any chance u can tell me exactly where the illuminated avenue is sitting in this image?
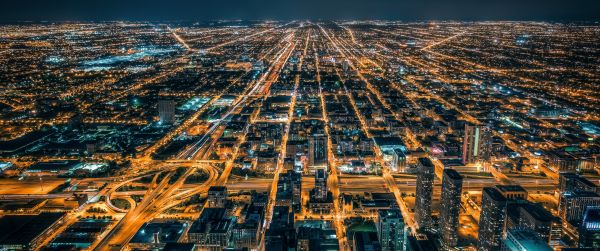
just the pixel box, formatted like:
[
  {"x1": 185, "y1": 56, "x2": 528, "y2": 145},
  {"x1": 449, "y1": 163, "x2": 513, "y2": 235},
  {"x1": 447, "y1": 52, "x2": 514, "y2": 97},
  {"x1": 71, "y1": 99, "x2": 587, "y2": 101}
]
[{"x1": 0, "y1": 21, "x2": 598, "y2": 251}]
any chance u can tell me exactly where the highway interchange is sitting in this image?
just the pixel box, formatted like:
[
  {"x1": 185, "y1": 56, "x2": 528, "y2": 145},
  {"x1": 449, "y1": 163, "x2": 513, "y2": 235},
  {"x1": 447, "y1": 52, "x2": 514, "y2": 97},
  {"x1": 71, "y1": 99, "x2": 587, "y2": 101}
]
[{"x1": 0, "y1": 20, "x2": 598, "y2": 250}]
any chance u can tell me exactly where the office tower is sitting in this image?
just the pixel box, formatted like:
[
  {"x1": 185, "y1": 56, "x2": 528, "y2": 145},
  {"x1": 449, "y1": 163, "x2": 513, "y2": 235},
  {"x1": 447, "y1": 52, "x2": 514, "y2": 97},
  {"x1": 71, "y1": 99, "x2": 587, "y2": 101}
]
[
  {"x1": 393, "y1": 149, "x2": 407, "y2": 172},
  {"x1": 414, "y1": 158, "x2": 434, "y2": 231},
  {"x1": 207, "y1": 186, "x2": 227, "y2": 208},
  {"x1": 353, "y1": 232, "x2": 382, "y2": 251},
  {"x1": 559, "y1": 172, "x2": 599, "y2": 194},
  {"x1": 309, "y1": 168, "x2": 334, "y2": 214},
  {"x1": 559, "y1": 191, "x2": 600, "y2": 226},
  {"x1": 580, "y1": 206, "x2": 600, "y2": 248},
  {"x1": 478, "y1": 187, "x2": 508, "y2": 251},
  {"x1": 505, "y1": 201, "x2": 561, "y2": 245},
  {"x1": 296, "y1": 224, "x2": 339, "y2": 251},
  {"x1": 501, "y1": 228, "x2": 552, "y2": 251},
  {"x1": 406, "y1": 234, "x2": 437, "y2": 251},
  {"x1": 440, "y1": 169, "x2": 463, "y2": 249},
  {"x1": 232, "y1": 205, "x2": 264, "y2": 249},
  {"x1": 265, "y1": 206, "x2": 296, "y2": 251},
  {"x1": 276, "y1": 170, "x2": 302, "y2": 213},
  {"x1": 158, "y1": 99, "x2": 176, "y2": 124},
  {"x1": 462, "y1": 124, "x2": 492, "y2": 164},
  {"x1": 188, "y1": 208, "x2": 233, "y2": 249},
  {"x1": 308, "y1": 136, "x2": 327, "y2": 167},
  {"x1": 314, "y1": 168, "x2": 328, "y2": 200},
  {"x1": 377, "y1": 209, "x2": 406, "y2": 251}
]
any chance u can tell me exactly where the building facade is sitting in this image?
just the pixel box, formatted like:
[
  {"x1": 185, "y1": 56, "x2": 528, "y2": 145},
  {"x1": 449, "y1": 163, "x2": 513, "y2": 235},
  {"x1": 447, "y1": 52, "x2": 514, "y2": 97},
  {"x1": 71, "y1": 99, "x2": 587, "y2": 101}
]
[
  {"x1": 158, "y1": 99, "x2": 176, "y2": 124},
  {"x1": 440, "y1": 169, "x2": 463, "y2": 249},
  {"x1": 462, "y1": 124, "x2": 492, "y2": 164},
  {"x1": 478, "y1": 187, "x2": 508, "y2": 251},
  {"x1": 414, "y1": 158, "x2": 434, "y2": 231},
  {"x1": 377, "y1": 209, "x2": 406, "y2": 251}
]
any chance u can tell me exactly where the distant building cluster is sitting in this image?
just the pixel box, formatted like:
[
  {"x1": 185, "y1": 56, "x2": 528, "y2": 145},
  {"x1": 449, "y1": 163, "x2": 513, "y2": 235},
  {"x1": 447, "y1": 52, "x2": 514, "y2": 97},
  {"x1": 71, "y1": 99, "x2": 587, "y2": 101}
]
[{"x1": 0, "y1": 20, "x2": 598, "y2": 251}]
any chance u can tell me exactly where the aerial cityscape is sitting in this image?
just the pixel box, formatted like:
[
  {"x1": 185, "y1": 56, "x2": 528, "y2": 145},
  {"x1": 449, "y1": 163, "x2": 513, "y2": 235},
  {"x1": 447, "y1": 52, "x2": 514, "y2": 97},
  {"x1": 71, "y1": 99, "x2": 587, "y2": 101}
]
[{"x1": 0, "y1": 16, "x2": 599, "y2": 251}]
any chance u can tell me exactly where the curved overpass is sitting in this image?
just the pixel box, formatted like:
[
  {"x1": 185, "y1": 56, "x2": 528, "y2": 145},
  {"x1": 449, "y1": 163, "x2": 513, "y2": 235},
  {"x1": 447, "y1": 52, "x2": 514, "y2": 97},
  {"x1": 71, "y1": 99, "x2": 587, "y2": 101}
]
[{"x1": 96, "y1": 162, "x2": 218, "y2": 251}]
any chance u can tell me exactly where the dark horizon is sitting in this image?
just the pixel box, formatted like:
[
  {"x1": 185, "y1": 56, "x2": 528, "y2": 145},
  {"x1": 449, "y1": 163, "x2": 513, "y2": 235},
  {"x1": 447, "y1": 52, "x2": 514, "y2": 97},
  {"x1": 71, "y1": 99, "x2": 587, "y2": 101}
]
[
  {"x1": 2, "y1": 0, "x2": 600, "y2": 22},
  {"x1": 1, "y1": 0, "x2": 600, "y2": 249}
]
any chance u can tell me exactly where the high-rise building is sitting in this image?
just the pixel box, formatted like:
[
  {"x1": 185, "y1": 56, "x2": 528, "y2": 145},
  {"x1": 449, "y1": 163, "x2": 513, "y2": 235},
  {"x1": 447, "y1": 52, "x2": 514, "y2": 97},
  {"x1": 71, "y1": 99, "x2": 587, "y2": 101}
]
[
  {"x1": 505, "y1": 201, "x2": 561, "y2": 245},
  {"x1": 296, "y1": 224, "x2": 339, "y2": 251},
  {"x1": 276, "y1": 170, "x2": 302, "y2": 213},
  {"x1": 314, "y1": 168, "x2": 328, "y2": 201},
  {"x1": 232, "y1": 205, "x2": 264, "y2": 249},
  {"x1": 414, "y1": 158, "x2": 434, "y2": 231},
  {"x1": 580, "y1": 206, "x2": 600, "y2": 248},
  {"x1": 188, "y1": 208, "x2": 233, "y2": 249},
  {"x1": 207, "y1": 186, "x2": 227, "y2": 208},
  {"x1": 308, "y1": 136, "x2": 327, "y2": 168},
  {"x1": 559, "y1": 172, "x2": 599, "y2": 195},
  {"x1": 462, "y1": 124, "x2": 492, "y2": 164},
  {"x1": 353, "y1": 231, "x2": 382, "y2": 251},
  {"x1": 478, "y1": 187, "x2": 508, "y2": 251},
  {"x1": 377, "y1": 209, "x2": 406, "y2": 251},
  {"x1": 309, "y1": 168, "x2": 333, "y2": 214},
  {"x1": 559, "y1": 190, "x2": 600, "y2": 226},
  {"x1": 158, "y1": 99, "x2": 176, "y2": 124},
  {"x1": 406, "y1": 234, "x2": 437, "y2": 251},
  {"x1": 265, "y1": 206, "x2": 296, "y2": 251},
  {"x1": 440, "y1": 169, "x2": 463, "y2": 249},
  {"x1": 501, "y1": 228, "x2": 552, "y2": 251}
]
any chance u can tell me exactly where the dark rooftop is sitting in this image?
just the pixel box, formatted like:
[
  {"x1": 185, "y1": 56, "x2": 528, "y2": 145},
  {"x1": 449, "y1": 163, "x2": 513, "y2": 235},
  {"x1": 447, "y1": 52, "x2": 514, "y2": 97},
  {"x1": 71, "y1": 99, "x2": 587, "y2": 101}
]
[
  {"x1": 443, "y1": 168, "x2": 463, "y2": 180},
  {"x1": 130, "y1": 220, "x2": 187, "y2": 244},
  {"x1": 378, "y1": 209, "x2": 403, "y2": 220},
  {"x1": 208, "y1": 186, "x2": 227, "y2": 192},
  {"x1": 0, "y1": 212, "x2": 65, "y2": 246},
  {"x1": 483, "y1": 187, "x2": 507, "y2": 202},
  {"x1": 417, "y1": 157, "x2": 434, "y2": 168}
]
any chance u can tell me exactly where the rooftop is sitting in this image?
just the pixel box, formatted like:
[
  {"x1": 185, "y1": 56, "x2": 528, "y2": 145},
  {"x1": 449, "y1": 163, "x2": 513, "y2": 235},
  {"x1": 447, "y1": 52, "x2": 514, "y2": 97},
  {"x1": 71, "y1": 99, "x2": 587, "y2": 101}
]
[
  {"x1": 130, "y1": 220, "x2": 188, "y2": 244},
  {"x1": 0, "y1": 212, "x2": 66, "y2": 246},
  {"x1": 443, "y1": 168, "x2": 463, "y2": 180}
]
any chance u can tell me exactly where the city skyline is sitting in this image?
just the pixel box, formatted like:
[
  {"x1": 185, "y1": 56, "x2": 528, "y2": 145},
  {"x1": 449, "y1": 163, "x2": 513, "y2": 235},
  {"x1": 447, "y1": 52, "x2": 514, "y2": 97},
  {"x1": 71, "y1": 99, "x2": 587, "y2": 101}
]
[
  {"x1": 0, "y1": 4, "x2": 598, "y2": 251},
  {"x1": 2, "y1": 0, "x2": 600, "y2": 21}
]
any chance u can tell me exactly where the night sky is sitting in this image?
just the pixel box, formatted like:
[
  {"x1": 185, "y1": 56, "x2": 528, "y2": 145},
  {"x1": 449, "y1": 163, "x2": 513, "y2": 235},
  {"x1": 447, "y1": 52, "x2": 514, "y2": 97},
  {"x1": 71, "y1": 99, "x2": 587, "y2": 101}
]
[{"x1": 2, "y1": 0, "x2": 600, "y2": 21}]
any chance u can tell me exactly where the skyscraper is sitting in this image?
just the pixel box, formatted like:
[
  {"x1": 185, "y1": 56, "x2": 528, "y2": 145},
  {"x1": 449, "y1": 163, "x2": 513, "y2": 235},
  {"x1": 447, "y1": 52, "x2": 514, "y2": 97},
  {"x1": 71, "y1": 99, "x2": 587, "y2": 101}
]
[
  {"x1": 478, "y1": 187, "x2": 508, "y2": 251},
  {"x1": 559, "y1": 190, "x2": 600, "y2": 226},
  {"x1": 580, "y1": 206, "x2": 600, "y2": 248},
  {"x1": 308, "y1": 136, "x2": 327, "y2": 168},
  {"x1": 207, "y1": 186, "x2": 227, "y2": 208},
  {"x1": 414, "y1": 157, "x2": 434, "y2": 231},
  {"x1": 314, "y1": 168, "x2": 328, "y2": 201},
  {"x1": 440, "y1": 169, "x2": 463, "y2": 249},
  {"x1": 377, "y1": 209, "x2": 406, "y2": 251},
  {"x1": 158, "y1": 99, "x2": 176, "y2": 124},
  {"x1": 406, "y1": 234, "x2": 437, "y2": 251},
  {"x1": 559, "y1": 172, "x2": 600, "y2": 195},
  {"x1": 505, "y1": 201, "x2": 561, "y2": 245},
  {"x1": 462, "y1": 124, "x2": 492, "y2": 165},
  {"x1": 276, "y1": 170, "x2": 302, "y2": 213}
]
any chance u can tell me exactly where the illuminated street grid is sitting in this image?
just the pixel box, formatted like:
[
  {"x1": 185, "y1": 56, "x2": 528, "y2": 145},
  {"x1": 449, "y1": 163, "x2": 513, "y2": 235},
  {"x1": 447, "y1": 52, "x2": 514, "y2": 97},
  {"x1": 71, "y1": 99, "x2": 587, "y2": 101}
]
[{"x1": 0, "y1": 21, "x2": 598, "y2": 251}]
